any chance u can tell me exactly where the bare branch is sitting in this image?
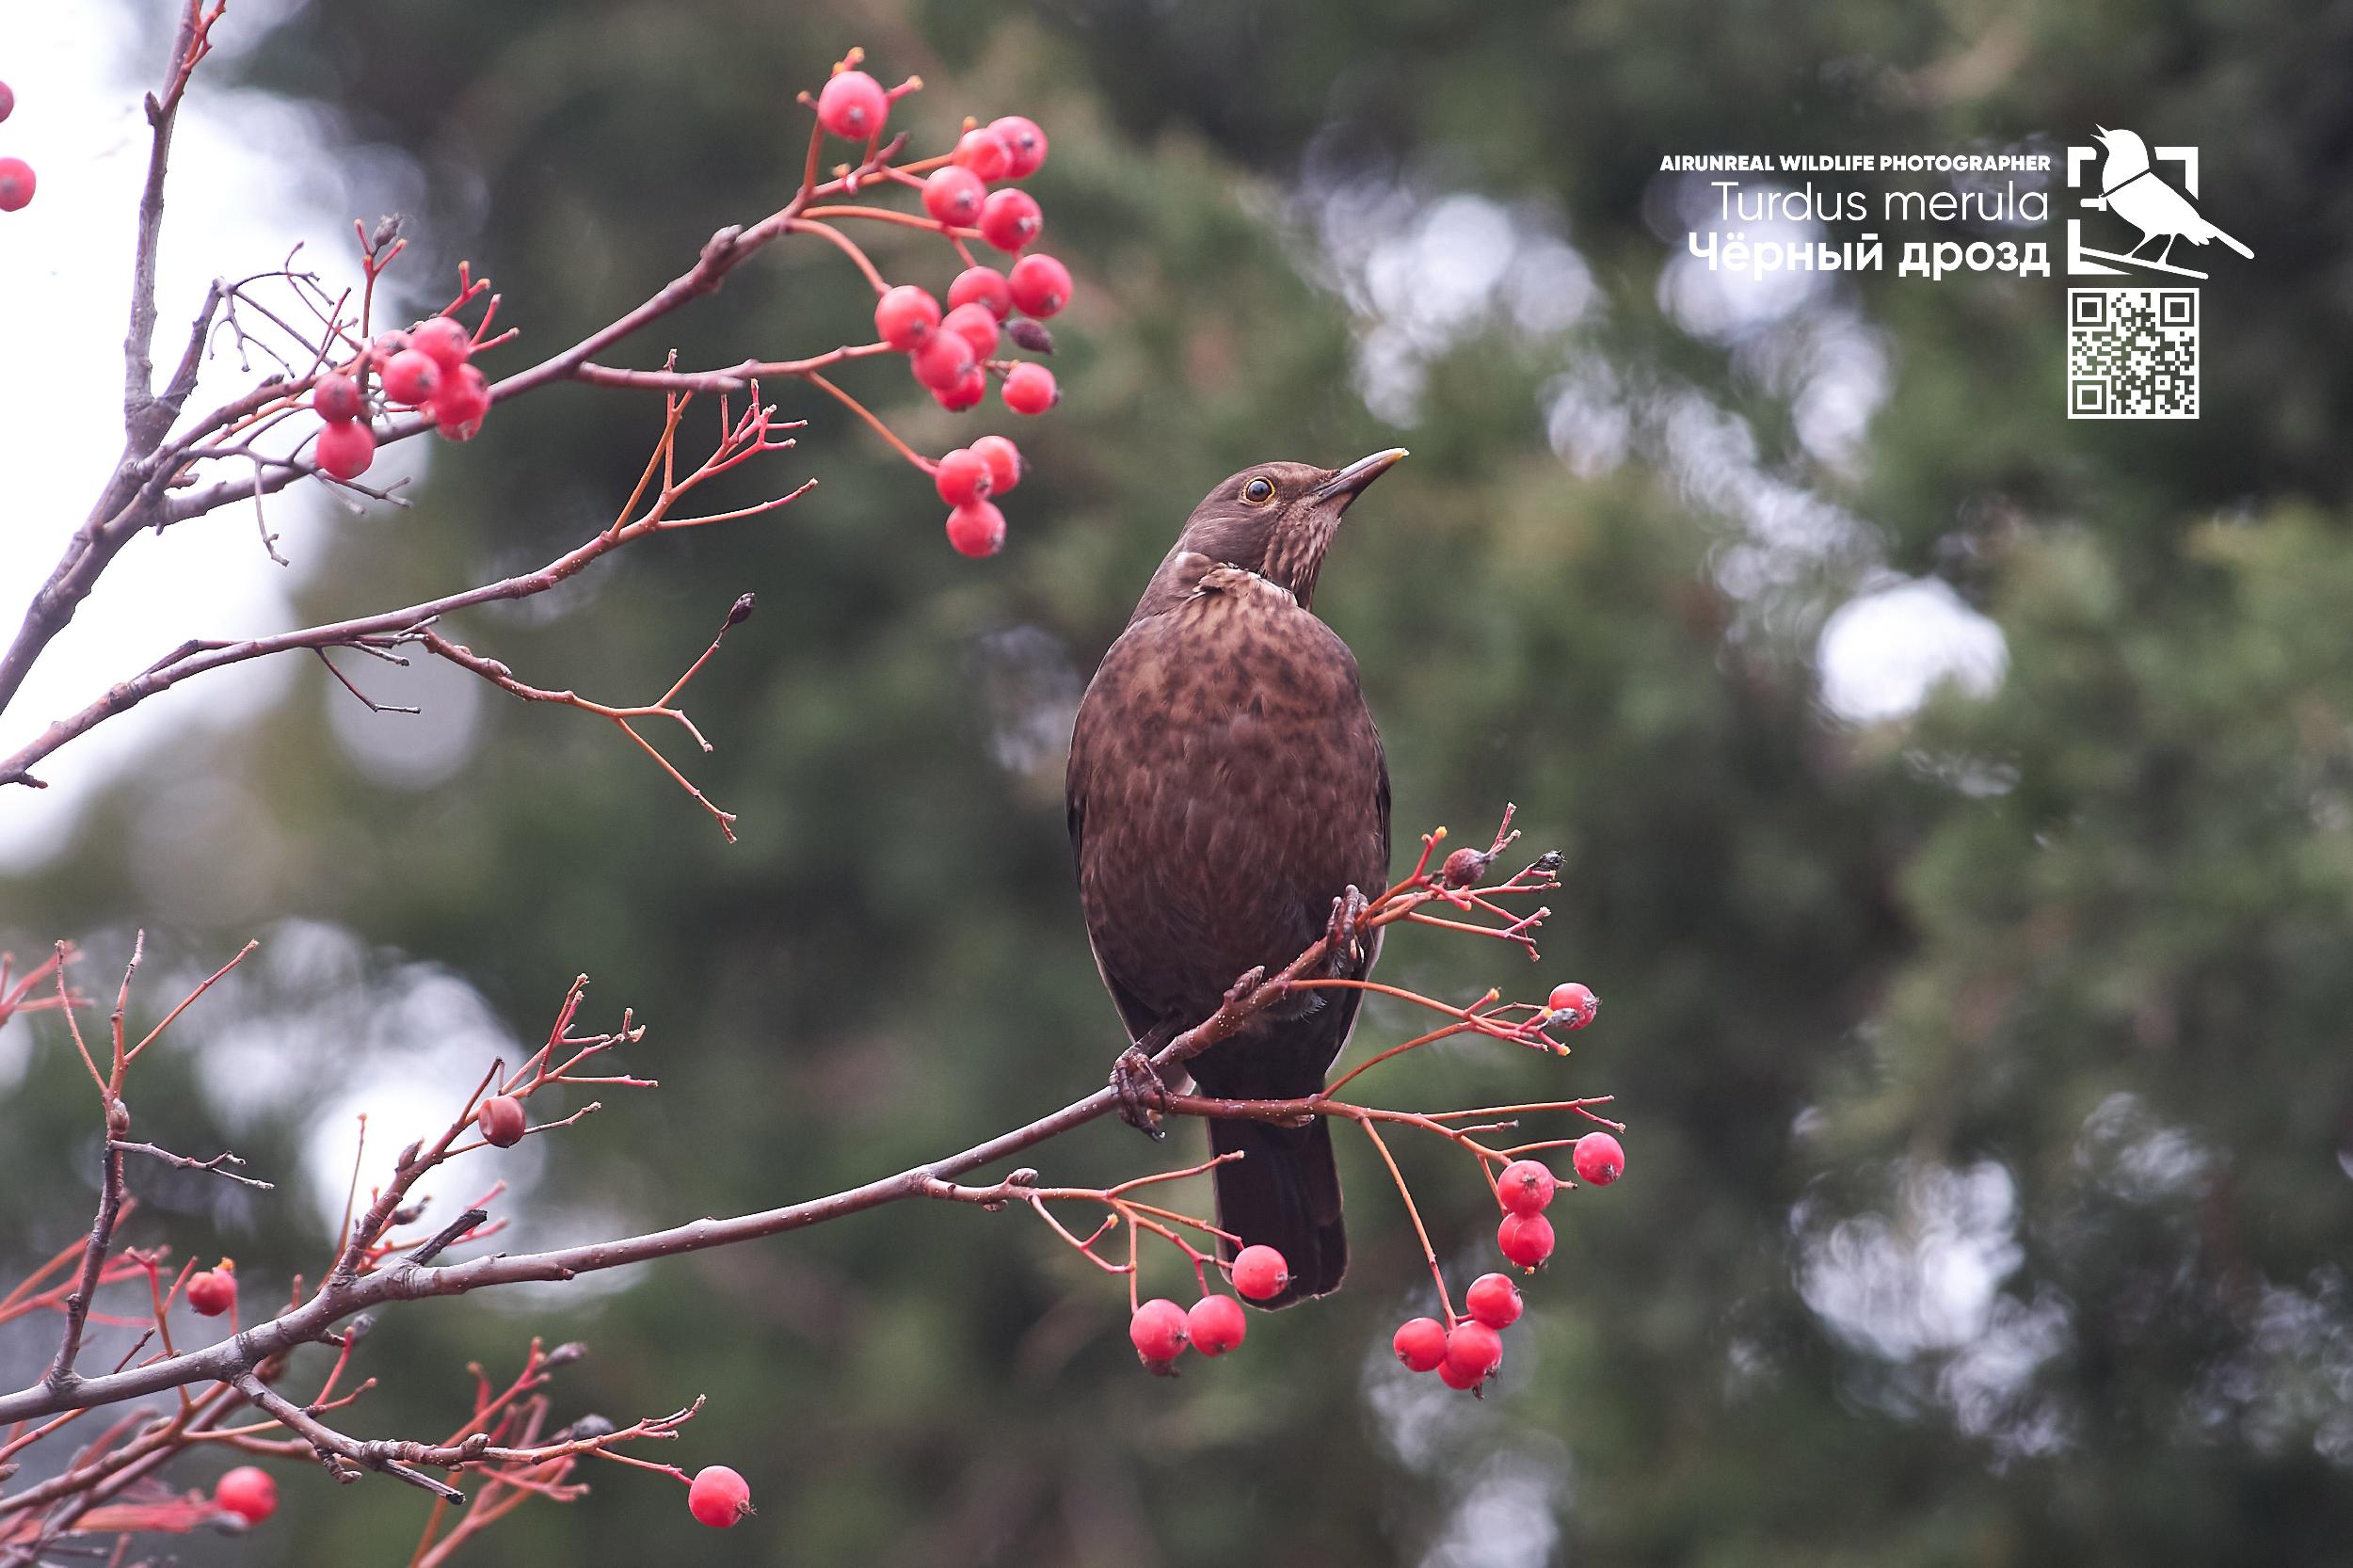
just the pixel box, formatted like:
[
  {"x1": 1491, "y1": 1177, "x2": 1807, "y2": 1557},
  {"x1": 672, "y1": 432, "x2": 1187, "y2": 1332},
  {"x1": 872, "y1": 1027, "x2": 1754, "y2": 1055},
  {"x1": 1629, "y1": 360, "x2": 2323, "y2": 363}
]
[
  {"x1": 0, "y1": 5, "x2": 223, "y2": 733},
  {"x1": 106, "y1": 1141, "x2": 274, "y2": 1192},
  {"x1": 0, "y1": 833, "x2": 1558, "y2": 1426},
  {"x1": 232, "y1": 1373, "x2": 467, "y2": 1503},
  {"x1": 0, "y1": 408, "x2": 806, "y2": 792}
]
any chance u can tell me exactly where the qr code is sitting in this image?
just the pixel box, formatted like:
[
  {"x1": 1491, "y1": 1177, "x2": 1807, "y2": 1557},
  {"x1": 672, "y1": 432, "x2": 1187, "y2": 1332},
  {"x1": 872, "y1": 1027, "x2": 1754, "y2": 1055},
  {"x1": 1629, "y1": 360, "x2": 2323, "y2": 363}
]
[{"x1": 2067, "y1": 288, "x2": 2198, "y2": 419}]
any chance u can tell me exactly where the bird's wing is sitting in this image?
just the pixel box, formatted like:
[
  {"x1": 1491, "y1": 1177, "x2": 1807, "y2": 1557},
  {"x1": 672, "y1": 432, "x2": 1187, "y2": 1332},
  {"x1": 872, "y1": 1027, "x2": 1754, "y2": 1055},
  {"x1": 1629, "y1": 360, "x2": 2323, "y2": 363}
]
[
  {"x1": 2121, "y1": 180, "x2": 2207, "y2": 236},
  {"x1": 1066, "y1": 621, "x2": 1170, "y2": 1045}
]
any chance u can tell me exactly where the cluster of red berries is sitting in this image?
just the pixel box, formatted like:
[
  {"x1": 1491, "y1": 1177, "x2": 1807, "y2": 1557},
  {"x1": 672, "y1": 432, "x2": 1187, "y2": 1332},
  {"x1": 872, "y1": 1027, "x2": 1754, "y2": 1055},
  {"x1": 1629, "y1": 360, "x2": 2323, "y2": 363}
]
[
  {"x1": 214, "y1": 1465, "x2": 278, "y2": 1526},
  {"x1": 873, "y1": 262, "x2": 1066, "y2": 419},
  {"x1": 688, "y1": 1464, "x2": 754, "y2": 1528},
  {"x1": 0, "y1": 81, "x2": 32, "y2": 213},
  {"x1": 308, "y1": 316, "x2": 490, "y2": 483},
  {"x1": 1391, "y1": 1271, "x2": 1526, "y2": 1392},
  {"x1": 1388, "y1": 1121, "x2": 1625, "y2": 1395},
  {"x1": 932, "y1": 433, "x2": 1025, "y2": 556},
  {"x1": 1495, "y1": 1158, "x2": 1562, "y2": 1269},
  {"x1": 815, "y1": 58, "x2": 1070, "y2": 557},
  {"x1": 187, "y1": 1259, "x2": 236, "y2": 1318},
  {"x1": 1126, "y1": 1243, "x2": 1289, "y2": 1372}
]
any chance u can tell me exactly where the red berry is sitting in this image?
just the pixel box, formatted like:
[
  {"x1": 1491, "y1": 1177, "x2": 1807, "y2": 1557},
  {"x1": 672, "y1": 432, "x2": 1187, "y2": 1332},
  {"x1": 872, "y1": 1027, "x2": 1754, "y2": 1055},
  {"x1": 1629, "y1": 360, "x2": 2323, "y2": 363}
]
[
  {"x1": 944, "y1": 500, "x2": 1006, "y2": 557},
  {"x1": 1439, "y1": 846, "x2": 1490, "y2": 888},
  {"x1": 1445, "y1": 1320, "x2": 1503, "y2": 1381},
  {"x1": 379, "y1": 348, "x2": 442, "y2": 406},
  {"x1": 0, "y1": 158, "x2": 35, "y2": 213},
  {"x1": 934, "y1": 447, "x2": 993, "y2": 507},
  {"x1": 1008, "y1": 253, "x2": 1073, "y2": 318},
  {"x1": 942, "y1": 302, "x2": 1000, "y2": 361},
  {"x1": 912, "y1": 329, "x2": 976, "y2": 392},
  {"x1": 1187, "y1": 1294, "x2": 1247, "y2": 1356},
  {"x1": 1393, "y1": 1316, "x2": 1448, "y2": 1372},
  {"x1": 370, "y1": 329, "x2": 411, "y2": 360},
  {"x1": 1572, "y1": 1131, "x2": 1625, "y2": 1187},
  {"x1": 1439, "y1": 1356, "x2": 1488, "y2": 1391},
  {"x1": 477, "y1": 1095, "x2": 527, "y2": 1147},
  {"x1": 187, "y1": 1266, "x2": 236, "y2": 1318},
  {"x1": 1547, "y1": 982, "x2": 1599, "y2": 1029},
  {"x1": 922, "y1": 165, "x2": 986, "y2": 227},
  {"x1": 873, "y1": 283, "x2": 941, "y2": 351},
  {"x1": 1497, "y1": 1211, "x2": 1556, "y2": 1271},
  {"x1": 1128, "y1": 1298, "x2": 1190, "y2": 1368},
  {"x1": 1230, "y1": 1244, "x2": 1290, "y2": 1302},
  {"x1": 933, "y1": 367, "x2": 986, "y2": 412},
  {"x1": 0, "y1": 82, "x2": 14, "y2": 124},
  {"x1": 815, "y1": 69, "x2": 888, "y2": 140},
  {"x1": 969, "y1": 435, "x2": 1022, "y2": 494},
  {"x1": 314, "y1": 420, "x2": 376, "y2": 482},
  {"x1": 952, "y1": 127, "x2": 1013, "y2": 182},
  {"x1": 687, "y1": 1464, "x2": 753, "y2": 1528},
  {"x1": 989, "y1": 115, "x2": 1048, "y2": 179},
  {"x1": 409, "y1": 316, "x2": 472, "y2": 374},
  {"x1": 979, "y1": 188, "x2": 1042, "y2": 252},
  {"x1": 431, "y1": 364, "x2": 490, "y2": 440},
  {"x1": 948, "y1": 265, "x2": 1013, "y2": 321},
  {"x1": 1497, "y1": 1159, "x2": 1557, "y2": 1216},
  {"x1": 312, "y1": 374, "x2": 363, "y2": 424},
  {"x1": 1001, "y1": 361, "x2": 1058, "y2": 415},
  {"x1": 214, "y1": 1465, "x2": 278, "y2": 1524},
  {"x1": 1465, "y1": 1272, "x2": 1525, "y2": 1330}
]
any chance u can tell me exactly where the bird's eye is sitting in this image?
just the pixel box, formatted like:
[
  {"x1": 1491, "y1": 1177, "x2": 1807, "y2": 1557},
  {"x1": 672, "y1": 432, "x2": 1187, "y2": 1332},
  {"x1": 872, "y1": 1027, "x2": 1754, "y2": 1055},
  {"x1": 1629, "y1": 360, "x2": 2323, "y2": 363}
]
[{"x1": 1243, "y1": 477, "x2": 1274, "y2": 504}]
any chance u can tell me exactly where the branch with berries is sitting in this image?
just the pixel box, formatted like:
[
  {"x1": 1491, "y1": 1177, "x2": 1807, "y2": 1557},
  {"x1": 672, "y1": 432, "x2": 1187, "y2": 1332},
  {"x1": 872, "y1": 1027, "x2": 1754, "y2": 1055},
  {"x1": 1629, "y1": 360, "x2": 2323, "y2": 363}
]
[
  {"x1": 0, "y1": 24, "x2": 1076, "y2": 796},
  {"x1": 0, "y1": 808, "x2": 1625, "y2": 1556}
]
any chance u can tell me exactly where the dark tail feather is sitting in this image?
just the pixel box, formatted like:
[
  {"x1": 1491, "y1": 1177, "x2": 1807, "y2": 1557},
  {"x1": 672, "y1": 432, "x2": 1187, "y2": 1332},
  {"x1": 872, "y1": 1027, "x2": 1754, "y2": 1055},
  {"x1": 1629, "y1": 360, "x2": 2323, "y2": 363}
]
[{"x1": 1208, "y1": 1116, "x2": 1346, "y2": 1307}]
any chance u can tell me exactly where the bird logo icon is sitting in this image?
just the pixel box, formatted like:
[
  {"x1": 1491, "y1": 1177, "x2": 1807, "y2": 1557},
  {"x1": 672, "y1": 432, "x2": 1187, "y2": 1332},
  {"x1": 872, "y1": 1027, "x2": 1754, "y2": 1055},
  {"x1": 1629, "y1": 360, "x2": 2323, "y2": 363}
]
[{"x1": 2072, "y1": 128, "x2": 2251, "y2": 279}]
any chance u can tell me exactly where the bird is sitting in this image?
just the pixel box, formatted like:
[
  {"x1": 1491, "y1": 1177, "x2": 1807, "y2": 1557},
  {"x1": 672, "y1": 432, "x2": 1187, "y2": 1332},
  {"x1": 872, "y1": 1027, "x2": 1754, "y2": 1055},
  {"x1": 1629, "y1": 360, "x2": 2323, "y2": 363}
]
[
  {"x1": 1065, "y1": 451, "x2": 1406, "y2": 1307},
  {"x1": 2087, "y1": 127, "x2": 2252, "y2": 266}
]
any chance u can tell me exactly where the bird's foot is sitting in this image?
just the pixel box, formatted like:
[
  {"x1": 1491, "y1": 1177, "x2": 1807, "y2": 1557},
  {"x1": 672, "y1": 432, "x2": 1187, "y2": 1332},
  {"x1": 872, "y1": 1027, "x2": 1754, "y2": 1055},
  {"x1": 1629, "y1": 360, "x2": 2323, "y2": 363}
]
[
  {"x1": 1112, "y1": 1044, "x2": 1172, "y2": 1139},
  {"x1": 1322, "y1": 884, "x2": 1369, "y2": 977}
]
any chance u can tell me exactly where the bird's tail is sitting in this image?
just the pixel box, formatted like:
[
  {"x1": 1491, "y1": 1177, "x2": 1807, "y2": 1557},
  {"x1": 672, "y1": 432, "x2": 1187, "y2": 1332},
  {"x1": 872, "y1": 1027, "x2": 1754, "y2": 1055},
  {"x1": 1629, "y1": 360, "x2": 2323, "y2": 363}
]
[
  {"x1": 1209, "y1": 1115, "x2": 1346, "y2": 1308},
  {"x1": 2211, "y1": 226, "x2": 2253, "y2": 259}
]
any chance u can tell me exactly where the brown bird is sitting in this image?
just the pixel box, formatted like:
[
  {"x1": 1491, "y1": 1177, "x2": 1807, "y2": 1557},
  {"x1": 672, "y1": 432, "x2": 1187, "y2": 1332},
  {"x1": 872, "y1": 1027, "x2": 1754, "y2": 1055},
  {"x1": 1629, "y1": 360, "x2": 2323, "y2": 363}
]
[{"x1": 1066, "y1": 451, "x2": 1405, "y2": 1306}]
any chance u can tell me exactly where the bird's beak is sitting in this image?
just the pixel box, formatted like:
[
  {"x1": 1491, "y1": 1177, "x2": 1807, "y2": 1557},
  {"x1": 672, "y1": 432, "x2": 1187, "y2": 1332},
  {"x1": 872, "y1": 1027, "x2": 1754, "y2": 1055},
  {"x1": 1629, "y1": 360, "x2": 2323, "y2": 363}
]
[
  {"x1": 1313, "y1": 448, "x2": 1409, "y2": 508},
  {"x1": 2093, "y1": 126, "x2": 2110, "y2": 143}
]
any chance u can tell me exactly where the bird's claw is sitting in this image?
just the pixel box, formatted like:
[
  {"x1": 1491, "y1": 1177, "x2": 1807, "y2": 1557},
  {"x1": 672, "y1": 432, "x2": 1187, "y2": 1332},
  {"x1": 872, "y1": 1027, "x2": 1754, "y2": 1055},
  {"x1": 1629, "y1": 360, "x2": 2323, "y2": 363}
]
[
  {"x1": 1323, "y1": 885, "x2": 1369, "y2": 976},
  {"x1": 1112, "y1": 1045, "x2": 1171, "y2": 1139}
]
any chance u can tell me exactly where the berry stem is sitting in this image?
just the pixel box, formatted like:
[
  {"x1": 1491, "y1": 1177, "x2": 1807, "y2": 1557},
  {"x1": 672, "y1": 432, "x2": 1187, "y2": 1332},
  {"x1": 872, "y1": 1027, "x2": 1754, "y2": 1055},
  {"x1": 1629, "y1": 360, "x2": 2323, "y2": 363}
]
[
  {"x1": 1402, "y1": 908, "x2": 1548, "y2": 956},
  {"x1": 1354, "y1": 1117, "x2": 1457, "y2": 1326},
  {"x1": 795, "y1": 119, "x2": 827, "y2": 205},
  {"x1": 800, "y1": 203, "x2": 982, "y2": 243},
  {"x1": 1322, "y1": 1016, "x2": 1482, "y2": 1098},
  {"x1": 782, "y1": 216, "x2": 888, "y2": 294},
  {"x1": 799, "y1": 371, "x2": 931, "y2": 472}
]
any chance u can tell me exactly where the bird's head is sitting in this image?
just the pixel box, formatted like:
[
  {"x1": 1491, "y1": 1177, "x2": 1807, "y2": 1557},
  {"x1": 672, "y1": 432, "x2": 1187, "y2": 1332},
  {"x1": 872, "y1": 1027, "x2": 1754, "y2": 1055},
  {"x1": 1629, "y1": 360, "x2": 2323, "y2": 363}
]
[
  {"x1": 2093, "y1": 126, "x2": 2152, "y2": 169},
  {"x1": 1158, "y1": 450, "x2": 1408, "y2": 611}
]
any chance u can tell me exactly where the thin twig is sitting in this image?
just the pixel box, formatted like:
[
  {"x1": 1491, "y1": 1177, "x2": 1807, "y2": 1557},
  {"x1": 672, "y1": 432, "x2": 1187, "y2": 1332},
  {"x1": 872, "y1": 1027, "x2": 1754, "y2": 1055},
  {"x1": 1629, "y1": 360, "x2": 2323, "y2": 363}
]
[
  {"x1": 232, "y1": 1373, "x2": 467, "y2": 1503},
  {"x1": 106, "y1": 1142, "x2": 273, "y2": 1192}
]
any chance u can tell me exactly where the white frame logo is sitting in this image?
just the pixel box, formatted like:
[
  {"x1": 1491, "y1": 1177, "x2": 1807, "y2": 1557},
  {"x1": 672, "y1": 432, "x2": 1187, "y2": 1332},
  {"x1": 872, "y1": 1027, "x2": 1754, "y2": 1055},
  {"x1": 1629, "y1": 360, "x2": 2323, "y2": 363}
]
[{"x1": 2065, "y1": 129, "x2": 2251, "y2": 279}]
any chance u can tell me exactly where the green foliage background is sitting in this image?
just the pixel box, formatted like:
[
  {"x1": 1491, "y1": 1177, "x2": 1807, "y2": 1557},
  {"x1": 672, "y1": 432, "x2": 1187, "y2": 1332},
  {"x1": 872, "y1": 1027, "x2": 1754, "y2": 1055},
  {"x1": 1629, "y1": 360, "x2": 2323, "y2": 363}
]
[{"x1": 6, "y1": 0, "x2": 2352, "y2": 1563}]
